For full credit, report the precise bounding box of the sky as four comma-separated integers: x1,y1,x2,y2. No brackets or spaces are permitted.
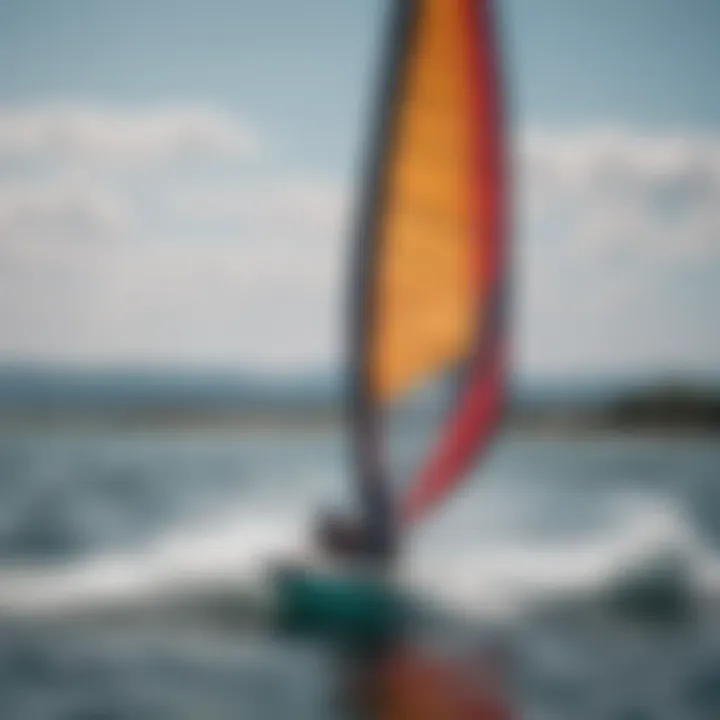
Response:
0,0,718,381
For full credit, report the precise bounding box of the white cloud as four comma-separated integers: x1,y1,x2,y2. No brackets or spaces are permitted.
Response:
0,237,344,368
171,177,348,239
0,106,259,168
0,181,131,249
521,128,720,261
0,103,347,367
0,115,718,377
516,128,720,378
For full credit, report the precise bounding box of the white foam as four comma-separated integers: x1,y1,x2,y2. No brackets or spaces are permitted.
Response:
1,492,718,626
0,508,307,619
407,493,720,619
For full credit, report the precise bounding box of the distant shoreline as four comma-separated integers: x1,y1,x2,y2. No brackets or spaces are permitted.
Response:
0,408,343,434
0,409,717,437
0,373,718,436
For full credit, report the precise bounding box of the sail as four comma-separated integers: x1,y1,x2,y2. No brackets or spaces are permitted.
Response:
350,0,507,549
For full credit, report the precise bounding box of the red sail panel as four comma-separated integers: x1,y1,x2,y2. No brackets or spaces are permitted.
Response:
400,0,507,524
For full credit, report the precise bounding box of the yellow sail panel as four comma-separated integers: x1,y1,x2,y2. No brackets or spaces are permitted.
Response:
370,0,476,401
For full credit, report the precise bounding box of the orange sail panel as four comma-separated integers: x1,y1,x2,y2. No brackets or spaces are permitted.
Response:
352,0,506,543
371,0,479,402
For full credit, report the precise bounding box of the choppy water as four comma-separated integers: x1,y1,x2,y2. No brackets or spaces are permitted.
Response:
0,429,719,719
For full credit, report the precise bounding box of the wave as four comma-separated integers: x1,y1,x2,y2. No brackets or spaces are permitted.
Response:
1,493,719,630
411,492,720,623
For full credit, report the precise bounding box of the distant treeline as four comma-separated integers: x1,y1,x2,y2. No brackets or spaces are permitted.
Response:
513,382,720,433
0,368,718,433
607,384,720,429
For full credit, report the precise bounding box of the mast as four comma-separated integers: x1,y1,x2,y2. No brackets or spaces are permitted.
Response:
348,0,418,562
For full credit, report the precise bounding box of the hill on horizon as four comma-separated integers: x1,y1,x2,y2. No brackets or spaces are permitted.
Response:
0,364,717,411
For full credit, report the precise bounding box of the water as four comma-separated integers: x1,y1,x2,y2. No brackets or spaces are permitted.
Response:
0,428,719,719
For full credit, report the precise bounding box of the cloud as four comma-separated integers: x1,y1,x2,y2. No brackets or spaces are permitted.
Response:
0,181,130,250
521,128,720,261
0,238,343,368
516,128,720,377
0,106,259,168
0,116,718,376
171,177,348,239
0,103,347,367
